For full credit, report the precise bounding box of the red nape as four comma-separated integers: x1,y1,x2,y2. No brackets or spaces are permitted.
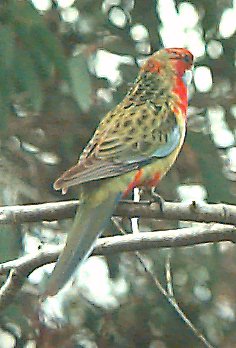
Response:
122,169,144,198
172,75,188,117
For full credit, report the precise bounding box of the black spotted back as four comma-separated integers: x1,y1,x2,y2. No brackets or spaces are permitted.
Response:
79,70,178,164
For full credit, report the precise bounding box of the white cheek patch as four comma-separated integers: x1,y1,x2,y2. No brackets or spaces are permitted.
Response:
182,70,193,86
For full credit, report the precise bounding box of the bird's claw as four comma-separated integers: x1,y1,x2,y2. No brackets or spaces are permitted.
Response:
150,187,165,213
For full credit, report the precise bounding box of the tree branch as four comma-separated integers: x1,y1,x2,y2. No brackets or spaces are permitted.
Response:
0,199,235,225
0,223,235,311
0,198,235,312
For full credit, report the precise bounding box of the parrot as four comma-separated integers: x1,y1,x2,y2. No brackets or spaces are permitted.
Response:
44,47,194,297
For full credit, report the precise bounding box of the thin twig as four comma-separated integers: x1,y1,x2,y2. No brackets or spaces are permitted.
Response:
135,251,215,348
0,269,26,311
165,252,174,297
112,218,215,348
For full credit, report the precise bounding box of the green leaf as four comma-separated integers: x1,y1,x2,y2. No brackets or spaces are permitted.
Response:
0,92,11,132
0,25,15,130
68,54,92,112
103,35,137,56
29,44,53,80
12,22,53,80
0,25,15,69
8,0,45,27
14,48,43,112
31,25,69,81
9,0,68,81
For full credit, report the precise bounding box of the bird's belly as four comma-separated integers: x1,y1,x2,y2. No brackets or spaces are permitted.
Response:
122,141,184,197
142,143,183,186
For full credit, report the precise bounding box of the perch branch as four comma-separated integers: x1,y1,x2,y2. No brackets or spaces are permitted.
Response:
0,200,235,225
0,223,235,312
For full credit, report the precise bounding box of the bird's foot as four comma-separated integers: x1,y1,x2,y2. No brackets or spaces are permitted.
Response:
150,187,165,213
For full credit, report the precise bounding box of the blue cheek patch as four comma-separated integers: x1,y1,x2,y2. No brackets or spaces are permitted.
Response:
182,70,193,86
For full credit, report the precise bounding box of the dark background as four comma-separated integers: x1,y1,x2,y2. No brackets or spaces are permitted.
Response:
0,0,236,347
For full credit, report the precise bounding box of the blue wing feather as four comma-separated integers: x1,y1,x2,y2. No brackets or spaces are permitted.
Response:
152,125,180,158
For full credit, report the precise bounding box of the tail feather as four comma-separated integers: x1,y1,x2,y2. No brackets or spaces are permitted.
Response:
44,188,121,297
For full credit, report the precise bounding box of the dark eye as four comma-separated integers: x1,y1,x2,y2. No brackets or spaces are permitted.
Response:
183,54,191,63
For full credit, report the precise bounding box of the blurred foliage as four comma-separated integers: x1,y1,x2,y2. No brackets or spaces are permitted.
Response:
0,0,235,347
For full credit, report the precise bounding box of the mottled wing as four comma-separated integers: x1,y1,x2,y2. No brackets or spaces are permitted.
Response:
54,101,181,193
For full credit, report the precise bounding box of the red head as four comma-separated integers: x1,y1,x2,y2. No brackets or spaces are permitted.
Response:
142,47,194,77
164,48,193,76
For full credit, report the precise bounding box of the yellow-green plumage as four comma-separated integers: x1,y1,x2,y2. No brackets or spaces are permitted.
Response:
44,48,193,297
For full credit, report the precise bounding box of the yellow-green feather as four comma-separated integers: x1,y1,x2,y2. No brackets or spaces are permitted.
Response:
81,68,180,164
44,179,128,297
45,48,190,297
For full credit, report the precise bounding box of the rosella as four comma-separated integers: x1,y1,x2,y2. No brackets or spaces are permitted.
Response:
45,47,193,296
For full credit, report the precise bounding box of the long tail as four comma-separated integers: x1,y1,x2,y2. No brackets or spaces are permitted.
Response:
44,185,121,297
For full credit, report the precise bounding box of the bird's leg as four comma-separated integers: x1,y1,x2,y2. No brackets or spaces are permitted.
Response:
131,187,140,233
150,187,165,213
120,184,165,213
120,187,165,213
